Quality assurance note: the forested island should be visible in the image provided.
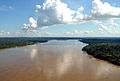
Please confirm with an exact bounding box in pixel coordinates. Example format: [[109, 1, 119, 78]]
[[0, 37, 48, 49], [80, 38, 120, 66]]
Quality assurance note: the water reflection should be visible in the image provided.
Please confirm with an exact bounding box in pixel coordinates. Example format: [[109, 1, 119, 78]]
[[57, 52, 74, 76], [30, 48, 38, 60], [0, 40, 120, 81]]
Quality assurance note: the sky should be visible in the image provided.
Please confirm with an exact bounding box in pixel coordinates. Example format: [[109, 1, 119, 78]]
[[0, 0, 120, 37]]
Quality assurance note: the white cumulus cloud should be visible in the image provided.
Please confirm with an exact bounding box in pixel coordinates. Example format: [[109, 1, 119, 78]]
[[109, 19, 120, 27], [22, 0, 120, 31], [29, 17, 37, 28], [23, 17, 37, 30], [23, 0, 85, 29], [90, 0, 120, 20], [36, 0, 76, 27], [95, 21, 120, 34]]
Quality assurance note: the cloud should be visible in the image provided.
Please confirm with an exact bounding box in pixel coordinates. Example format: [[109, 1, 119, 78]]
[[66, 32, 73, 35], [109, 19, 120, 27], [0, 6, 13, 11], [76, 0, 120, 22], [23, 0, 84, 29], [36, 0, 75, 27], [74, 7, 86, 23], [7, 32, 10, 35], [98, 28, 104, 32], [41, 31, 65, 36], [74, 30, 79, 34], [95, 21, 120, 34], [66, 30, 95, 36], [0, 30, 11, 36], [36, 5, 41, 9], [23, 0, 120, 31], [90, 0, 120, 20], [29, 17, 37, 28], [39, 26, 48, 30], [23, 17, 37, 30], [0, 31, 4, 36]]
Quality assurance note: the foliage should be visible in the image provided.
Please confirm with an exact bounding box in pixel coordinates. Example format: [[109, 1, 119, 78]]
[[0, 37, 48, 49], [82, 42, 120, 65], [80, 38, 120, 44]]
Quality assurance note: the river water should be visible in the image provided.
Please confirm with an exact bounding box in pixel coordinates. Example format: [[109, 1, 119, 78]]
[[0, 40, 120, 81]]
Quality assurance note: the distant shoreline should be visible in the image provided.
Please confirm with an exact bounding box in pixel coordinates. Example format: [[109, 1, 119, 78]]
[[0, 37, 84, 49], [0, 42, 47, 50], [0, 38, 48, 49], [0, 43, 41, 50]]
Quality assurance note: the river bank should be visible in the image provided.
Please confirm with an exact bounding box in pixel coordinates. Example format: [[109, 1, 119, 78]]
[[80, 38, 120, 66], [0, 38, 48, 49]]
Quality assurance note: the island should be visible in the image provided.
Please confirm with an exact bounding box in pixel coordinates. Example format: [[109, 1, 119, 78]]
[[80, 38, 120, 66]]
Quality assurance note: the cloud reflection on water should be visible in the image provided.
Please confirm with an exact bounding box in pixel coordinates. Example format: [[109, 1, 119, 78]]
[[25, 40, 120, 81], [30, 48, 38, 60]]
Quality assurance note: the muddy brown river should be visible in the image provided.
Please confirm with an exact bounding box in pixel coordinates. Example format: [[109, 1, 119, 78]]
[[0, 40, 120, 81]]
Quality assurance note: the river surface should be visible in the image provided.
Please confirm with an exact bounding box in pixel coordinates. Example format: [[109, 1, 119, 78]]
[[0, 40, 120, 81]]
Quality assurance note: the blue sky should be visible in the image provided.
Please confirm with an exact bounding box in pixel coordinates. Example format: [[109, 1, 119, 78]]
[[0, 0, 120, 37]]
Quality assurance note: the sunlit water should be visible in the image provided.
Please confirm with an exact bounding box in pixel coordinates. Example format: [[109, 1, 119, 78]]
[[0, 40, 120, 81]]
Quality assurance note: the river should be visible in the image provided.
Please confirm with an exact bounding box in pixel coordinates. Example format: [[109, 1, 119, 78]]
[[0, 40, 120, 81]]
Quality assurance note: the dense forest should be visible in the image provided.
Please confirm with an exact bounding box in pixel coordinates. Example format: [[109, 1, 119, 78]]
[[80, 37, 120, 44], [80, 38, 120, 65], [0, 38, 48, 49], [0, 37, 82, 49]]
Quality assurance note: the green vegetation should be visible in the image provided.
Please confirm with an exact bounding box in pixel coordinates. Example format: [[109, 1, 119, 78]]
[[0, 38, 48, 49], [80, 38, 120, 66], [80, 38, 120, 44], [0, 37, 82, 49]]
